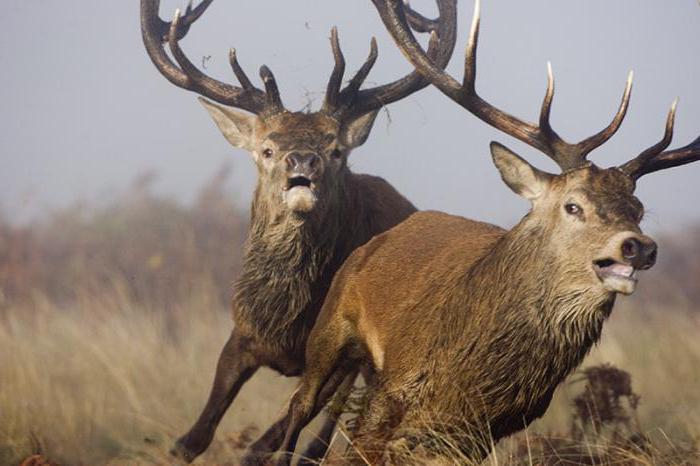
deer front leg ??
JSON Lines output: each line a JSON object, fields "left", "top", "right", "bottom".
{"left": 242, "top": 369, "right": 356, "bottom": 466}
{"left": 297, "top": 371, "right": 357, "bottom": 466}
{"left": 274, "top": 364, "right": 354, "bottom": 466}
{"left": 172, "top": 330, "right": 260, "bottom": 462}
{"left": 342, "top": 389, "right": 406, "bottom": 465}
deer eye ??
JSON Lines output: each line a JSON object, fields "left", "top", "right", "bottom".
{"left": 262, "top": 148, "right": 274, "bottom": 158}
{"left": 564, "top": 203, "right": 583, "bottom": 216}
{"left": 331, "top": 148, "right": 342, "bottom": 159}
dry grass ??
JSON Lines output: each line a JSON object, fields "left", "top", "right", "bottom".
{"left": 332, "top": 306, "right": 700, "bottom": 465}
{"left": 1, "top": 171, "right": 698, "bottom": 465}
{"left": 492, "top": 303, "right": 700, "bottom": 465}
{"left": 0, "top": 285, "right": 302, "bottom": 465}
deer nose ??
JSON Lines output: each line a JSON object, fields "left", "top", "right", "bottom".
{"left": 621, "top": 236, "right": 658, "bottom": 270}
{"left": 286, "top": 152, "right": 320, "bottom": 175}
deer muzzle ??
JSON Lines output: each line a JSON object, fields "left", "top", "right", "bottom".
{"left": 282, "top": 152, "right": 322, "bottom": 213}
{"left": 593, "top": 232, "right": 658, "bottom": 295}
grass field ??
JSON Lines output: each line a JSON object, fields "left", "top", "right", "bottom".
{"left": 1, "top": 173, "right": 698, "bottom": 465}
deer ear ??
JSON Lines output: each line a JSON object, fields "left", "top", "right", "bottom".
{"left": 490, "top": 142, "right": 551, "bottom": 201}
{"left": 339, "top": 110, "right": 380, "bottom": 150}
{"left": 199, "top": 98, "right": 256, "bottom": 151}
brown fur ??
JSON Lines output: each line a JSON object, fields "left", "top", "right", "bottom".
{"left": 142, "top": 0, "right": 458, "bottom": 459}
{"left": 235, "top": 170, "right": 416, "bottom": 356}
{"left": 276, "top": 155, "right": 660, "bottom": 465}
{"left": 173, "top": 107, "right": 417, "bottom": 464}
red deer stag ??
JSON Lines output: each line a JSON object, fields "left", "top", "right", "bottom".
{"left": 140, "top": 0, "right": 457, "bottom": 463}
{"left": 274, "top": 0, "right": 700, "bottom": 463}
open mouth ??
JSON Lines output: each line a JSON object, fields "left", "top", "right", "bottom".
{"left": 284, "top": 176, "right": 313, "bottom": 191}
{"left": 282, "top": 175, "right": 318, "bottom": 213}
{"left": 593, "top": 259, "right": 637, "bottom": 281}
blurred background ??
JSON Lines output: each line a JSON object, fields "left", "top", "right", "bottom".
{"left": 1, "top": 1, "right": 699, "bottom": 465}
{"left": 2, "top": 0, "right": 699, "bottom": 229}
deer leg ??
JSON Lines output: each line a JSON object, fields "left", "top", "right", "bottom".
{"left": 297, "top": 369, "right": 358, "bottom": 465}
{"left": 172, "top": 330, "right": 260, "bottom": 462}
{"left": 240, "top": 414, "right": 289, "bottom": 466}
{"left": 342, "top": 389, "right": 405, "bottom": 465}
{"left": 296, "top": 416, "right": 337, "bottom": 466}
{"left": 273, "top": 365, "right": 353, "bottom": 466}
{"left": 240, "top": 368, "right": 356, "bottom": 466}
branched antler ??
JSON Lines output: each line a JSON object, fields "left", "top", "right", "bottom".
{"left": 619, "top": 100, "right": 700, "bottom": 180}
{"left": 141, "top": 0, "right": 275, "bottom": 114}
{"left": 373, "top": 0, "right": 633, "bottom": 171}
{"left": 142, "top": 0, "right": 458, "bottom": 120}
{"left": 323, "top": 0, "right": 458, "bottom": 120}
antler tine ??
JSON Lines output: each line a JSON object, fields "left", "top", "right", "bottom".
{"left": 229, "top": 49, "right": 255, "bottom": 91}
{"left": 574, "top": 71, "right": 634, "bottom": 157}
{"left": 619, "top": 99, "right": 685, "bottom": 180}
{"left": 640, "top": 135, "right": 700, "bottom": 177}
{"left": 323, "top": 28, "right": 381, "bottom": 116}
{"left": 462, "top": 0, "right": 480, "bottom": 92}
{"left": 463, "top": 0, "right": 631, "bottom": 170}
{"left": 460, "top": 0, "right": 566, "bottom": 164}
{"left": 166, "top": 10, "right": 265, "bottom": 113}
{"left": 322, "top": 38, "right": 381, "bottom": 117}
{"left": 142, "top": 0, "right": 194, "bottom": 89}
{"left": 259, "top": 66, "right": 285, "bottom": 114}
{"left": 340, "top": 0, "right": 457, "bottom": 120}
{"left": 341, "top": 38, "right": 380, "bottom": 100}
{"left": 151, "top": 0, "right": 215, "bottom": 42}
{"left": 374, "top": 0, "right": 543, "bottom": 152}
{"left": 322, "top": 27, "right": 347, "bottom": 113}
{"left": 141, "top": 0, "right": 272, "bottom": 115}
{"left": 348, "top": 38, "right": 380, "bottom": 92}
{"left": 535, "top": 64, "right": 632, "bottom": 170}
{"left": 404, "top": 1, "right": 439, "bottom": 33}
{"left": 536, "top": 62, "right": 569, "bottom": 164}
{"left": 166, "top": 10, "right": 213, "bottom": 86}
{"left": 375, "top": 0, "right": 632, "bottom": 172}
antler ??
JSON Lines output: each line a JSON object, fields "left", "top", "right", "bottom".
{"left": 323, "top": 0, "right": 458, "bottom": 121}
{"left": 373, "top": 0, "right": 632, "bottom": 171}
{"left": 142, "top": 0, "right": 456, "bottom": 120}
{"left": 619, "top": 100, "right": 700, "bottom": 180}
{"left": 150, "top": 0, "right": 215, "bottom": 42}
{"left": 141, "top": 0, "right": 281, "bottom": 115}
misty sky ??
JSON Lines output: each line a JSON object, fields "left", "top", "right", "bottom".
{"left": 1, "top": 0, "right": 699, "bottom": 233}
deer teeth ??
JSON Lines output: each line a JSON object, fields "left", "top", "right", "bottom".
{"left": 609, "top": 264, "right": 634, "bottom": 277}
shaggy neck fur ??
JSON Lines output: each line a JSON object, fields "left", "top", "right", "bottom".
{"left": 233, "top": 171, "right": 350, "bottom": 351}
{"left": 420, "top": 214, "right": 615, "bottom": 450}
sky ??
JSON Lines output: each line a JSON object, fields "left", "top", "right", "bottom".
{"left": 1, "top": 0, "right": 699, "bottom": 233}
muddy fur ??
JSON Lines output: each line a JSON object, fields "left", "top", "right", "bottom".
{"left": 276, "top": 159, "right": 660, "bottom": 465}
{"left": 234, "top": 169, "right": 416, "bottom": 356}
{"left": 233, "top": 178, "right": 345, "bottom": 353}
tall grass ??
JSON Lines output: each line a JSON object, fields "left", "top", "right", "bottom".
{"left": 1, "top": 170, "right": 698, "bottom": 465}
{"left": 330, "top": 303, "right": 700, "bottom": 466}
{"left": 494, "top": 302, "right": 700, "bottom": 465}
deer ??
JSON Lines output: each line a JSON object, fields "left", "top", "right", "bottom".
{"left": 140, "top": 0, "right": 457, "bottom": 463}
{"left": 273, "top": 0, "right": 700, "bottom": 464}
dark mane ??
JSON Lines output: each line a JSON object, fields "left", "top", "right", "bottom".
{"left": 233, "top": 199, "right": 343, "bottom": 352}
{"left": 233, "top": 171, "right": 416, "bottom": 354}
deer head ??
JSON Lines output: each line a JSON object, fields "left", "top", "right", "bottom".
{"left": 490, "top": 143, "right": 654, "bottom": 296}
{"left": 375, "top": 0, "right": 700, "bottom": 296}
{"left": 141, "top": 0, "right": 456, "bottom": 221}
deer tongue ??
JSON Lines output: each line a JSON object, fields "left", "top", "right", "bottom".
{"left": 601, "top": 263, "right": 634, "bottom": 278}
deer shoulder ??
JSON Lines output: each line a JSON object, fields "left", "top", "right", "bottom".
{"left": 315, "top": 211, "right": 504, "bottom": 371}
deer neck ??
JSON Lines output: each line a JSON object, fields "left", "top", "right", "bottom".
{"left": 233, "top": 171, "right": 351, "bottom": 349}
{"left": 466, "top": 216, "right": 612, "bottom": 340}
{"left": 441, "top": 217, "right": 615, "bottom": 408}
